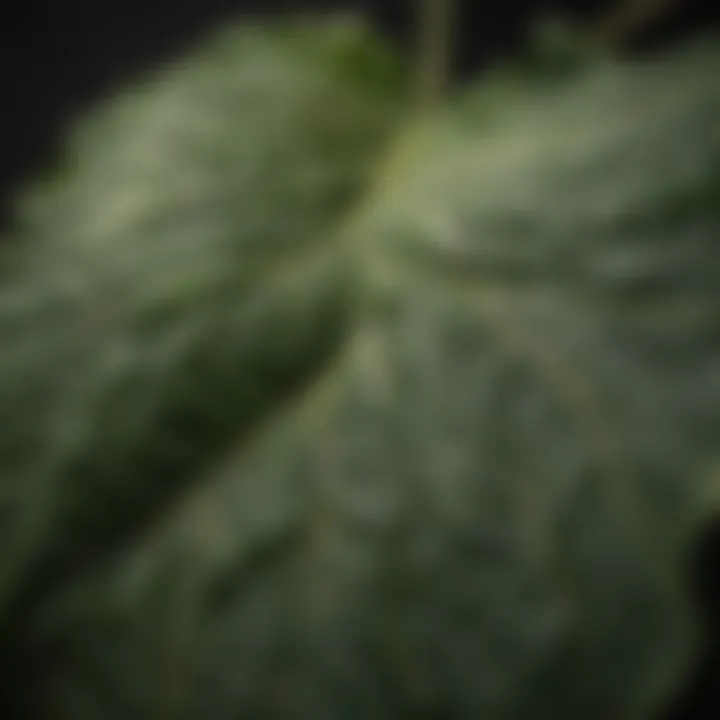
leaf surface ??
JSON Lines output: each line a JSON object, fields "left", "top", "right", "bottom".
{"left": 0, "top": 15, "right": 407, "bottom": 631}
{"left": 2, "top": 21, "right": 720, "bottom": 720}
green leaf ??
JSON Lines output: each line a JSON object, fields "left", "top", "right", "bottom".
{"left": 2, "top": 17, "right": 720, "bottom": 720}
{"left": 0, "top": 15, "right": 407, "bottom": 631}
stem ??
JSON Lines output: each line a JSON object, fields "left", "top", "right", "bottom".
{"left": 591, "top": 0, "right": 677, "bottom": 46}
{"left": 415, "top": 0, "right": 456, "bottom": 113}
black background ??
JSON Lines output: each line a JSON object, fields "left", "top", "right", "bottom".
{"left": 0, "top": 2, "right": 718, "bottom": 717}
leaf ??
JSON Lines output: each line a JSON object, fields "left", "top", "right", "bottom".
{"left": 184, "top": 38, "right": 718, "bottom": 719}
{"left": 2, "top": 19, "right": 720, "bottom": 720}
{"left": 0, "top": 15, "right": 408, "bottom": 630}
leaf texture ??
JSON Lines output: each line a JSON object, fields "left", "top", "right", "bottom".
{"left": 0, "top": 15, "right": 407, "bottom": 636}
{"left": 1, "top": 20, "right": 719, "bottom": 720}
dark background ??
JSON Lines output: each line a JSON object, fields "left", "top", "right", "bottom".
{"left": 0, "top": 1, "right": 718, "bottom": 717}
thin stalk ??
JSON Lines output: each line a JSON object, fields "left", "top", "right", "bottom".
{"left": 591, "top": 0, "right": 677, "bottom": 46}
{"left": 415, "top": 0, "right": 456, "bottom": 114}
